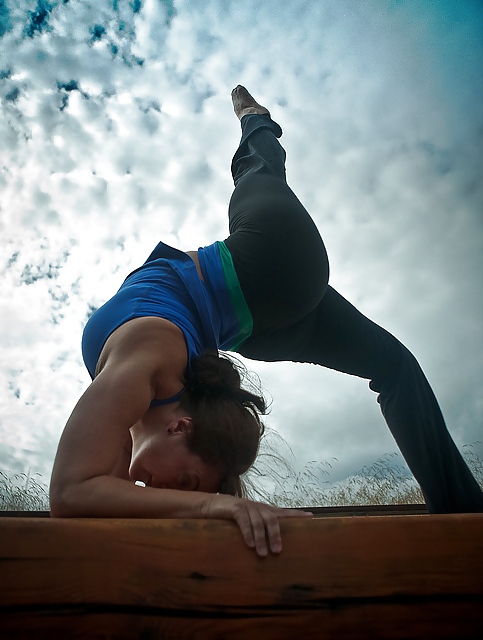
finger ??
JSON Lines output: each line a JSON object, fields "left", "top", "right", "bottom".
{"left": 249, "top": 507, "right": 269, "bottom": 557}
{"left": 262, "top": 511, "right": 282, "bottom": 554}
{"left": 232, "top": 505, "right": 256, "bottom": 550}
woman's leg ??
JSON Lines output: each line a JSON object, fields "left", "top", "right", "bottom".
{"left": 237, "top": 287, "right": 483, "bottom": 514}
{"left": 224, "top": 91, "right": 483, "bottom": 513}
{"left": 224, "top": 112, "right": 329, "bottom": 334}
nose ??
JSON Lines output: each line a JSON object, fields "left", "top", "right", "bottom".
{"left": 128, "top": 461, "right": 150, "bottom": 486}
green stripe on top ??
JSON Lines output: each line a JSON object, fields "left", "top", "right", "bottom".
{"left": 217, "top": 241, "right": 253, "bottom": 350}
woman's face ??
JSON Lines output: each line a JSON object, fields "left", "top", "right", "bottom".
{"left": 129, "top": 411, "right": 223, "bottom": 493}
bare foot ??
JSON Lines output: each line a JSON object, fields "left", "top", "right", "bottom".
{"left": 231, "top": 85, "right": 270, "bottom": 120}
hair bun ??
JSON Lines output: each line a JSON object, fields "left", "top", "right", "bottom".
{"left": 184, "top": 352, "right": 266, "bottom": 412}
{"left": 186, "top": 352, "right": 240, "bottom": 395}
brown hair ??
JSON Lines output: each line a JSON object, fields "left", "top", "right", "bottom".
{"left": 180, "top": 351, "right": 266, "bottom": 497}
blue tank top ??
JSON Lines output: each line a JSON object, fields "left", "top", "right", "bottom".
{"left": 81, "top": 241, "right": 253, "bottom": 405}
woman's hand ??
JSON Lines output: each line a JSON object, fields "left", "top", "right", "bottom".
{"left": 201, "top": 493, "right": 312, "bottom": 557}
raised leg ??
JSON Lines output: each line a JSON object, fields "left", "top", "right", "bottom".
{"left": 225, "top": 106, "right": 329, "bottom": 334}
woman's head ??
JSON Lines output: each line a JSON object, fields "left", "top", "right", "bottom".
{"left": 180, "top": 352, "right": 267, "bottom": 497}
{"left": 129, "top": 411, "right": 224, "bottom": 493}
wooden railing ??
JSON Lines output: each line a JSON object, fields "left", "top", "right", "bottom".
{"left": 1, "top": 509, "right": 482, "bottom": 639}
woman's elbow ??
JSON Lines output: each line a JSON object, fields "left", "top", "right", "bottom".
{"left": 49, "top": 487, "right": 68, "bottom": 518}
{"left": 49, "top": 482, "right": 80, "bottom": 518}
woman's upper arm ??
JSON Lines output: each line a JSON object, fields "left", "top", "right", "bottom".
{"left": 51, "top": 352, "right": 158, "bottom": 493}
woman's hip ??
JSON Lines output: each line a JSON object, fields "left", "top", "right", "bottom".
{"left": 224, "top": 174, "right": 329, "bottom": 334}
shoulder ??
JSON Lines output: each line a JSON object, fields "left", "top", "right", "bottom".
{"left": 96, "top": 317, "right": 188, "bottom": 387}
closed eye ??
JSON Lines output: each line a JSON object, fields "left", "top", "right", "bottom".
{"left": 178, "top": 473, "right": 199, "bottom": 491}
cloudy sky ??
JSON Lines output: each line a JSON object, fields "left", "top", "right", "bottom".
{"left": 1, "top": 0, "right": 482, "bottom": 494}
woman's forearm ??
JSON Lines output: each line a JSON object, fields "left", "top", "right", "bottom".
{"left": 50, "top": 475, "right": 211, "bottom": 519}
{"left": 50, "top": 473, "right": 311, "bottom": 557}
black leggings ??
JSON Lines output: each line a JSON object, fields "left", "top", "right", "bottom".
{"left": 224, "top": 114, "right": 483, "bottom": 514}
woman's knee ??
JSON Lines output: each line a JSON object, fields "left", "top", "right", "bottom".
{"left": 368, "top": 336, "right": 424, "bottom": 402}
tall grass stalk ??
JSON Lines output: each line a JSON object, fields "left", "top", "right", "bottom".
{"left": 0, "top": 471, "right": 50, "bottom": 511}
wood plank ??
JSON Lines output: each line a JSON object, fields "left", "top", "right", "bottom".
{"left": 1, "top": 514, "right": 482, "bottom": 639}
{"left": 0, "top": 503, "right": 429, "bottom": 518}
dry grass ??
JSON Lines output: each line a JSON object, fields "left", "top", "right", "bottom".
{"left": 0, "top": 471, "right": 50, "bottom": 511}
{"left": 244, "top": 433, "right": 483, "bottom": 508}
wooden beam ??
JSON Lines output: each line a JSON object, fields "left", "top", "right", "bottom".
{"left": 1, "top": 514, "right": 482, "bottom": 639}
{"left": 0, "top": 503, "right": 429, "bottom": 518}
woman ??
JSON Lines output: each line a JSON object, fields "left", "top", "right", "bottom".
{"left": 50, "top": 86, "right": 483, "bottom": 556}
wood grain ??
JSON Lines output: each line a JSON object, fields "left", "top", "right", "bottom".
{"left": 1, "top": 514, "right": 482, "bottom": 639}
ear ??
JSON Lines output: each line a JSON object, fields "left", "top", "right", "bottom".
{"left": 166, "top": 416, "right": 193, "bottom": 436}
